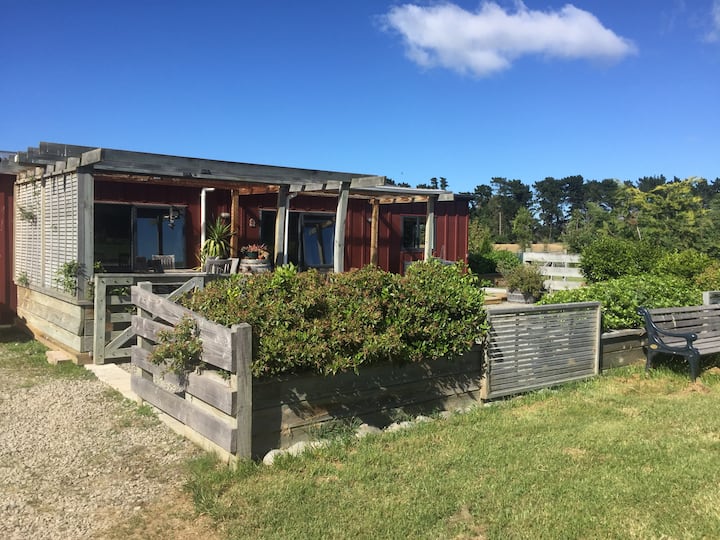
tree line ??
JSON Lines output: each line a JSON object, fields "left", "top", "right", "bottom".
{"left": 461, "top": 175, "right": 720, "bottom": 256}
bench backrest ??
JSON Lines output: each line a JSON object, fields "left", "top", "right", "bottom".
{"left": 647, "top": 304, "right": 720, "bottom": 336}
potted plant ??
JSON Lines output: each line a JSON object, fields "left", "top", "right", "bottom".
{"left": 498, "top": 261, "right": 545, "bottom": 303}
{"left": 241, "top": 243, "right": 269, "bottom": 260}
{"left": 201, "top": 217, "right": 233, "bottom": 263}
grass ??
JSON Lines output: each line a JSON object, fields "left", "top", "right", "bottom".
{"left": 185, "top": 366, "right": 720, "bottom": 539}
{"left": 0, "top": 327, "right": 95, "bottom": 384}
{"left": 3, "top": 326, "right": 719, "bottom": 538}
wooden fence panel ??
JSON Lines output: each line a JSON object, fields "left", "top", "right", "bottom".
{"left": 522, "top": 252, "right": 583, "bottom": 292}
{"left": 129, "top": 284, "right": 253, "bottom": 460}
{"left": 483, "top": 302, "right": 601, "bottom": 400}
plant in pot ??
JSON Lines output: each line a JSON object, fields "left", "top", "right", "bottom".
{"left": 498, "top": 261, "right": 545, "bottom": 303}
{"left": 201, "top": 217, "right": 233, "bottom": 264}
{"left": 241, "top": 243, "right": 269, "bottom": 260}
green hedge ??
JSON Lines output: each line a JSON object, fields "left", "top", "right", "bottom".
{"left": 182, "top": 260, "right": 488, "bottom": 377}
{"left": 539, "top": 274, "right": 703, "bottom": 331}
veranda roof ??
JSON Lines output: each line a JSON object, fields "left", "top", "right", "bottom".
{"left": 0, "top": 142, "right": 458, "bottom": 201}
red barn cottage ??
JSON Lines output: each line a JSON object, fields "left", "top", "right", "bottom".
{"left": 0, "top": 143, "right": 470, "bottom": 360}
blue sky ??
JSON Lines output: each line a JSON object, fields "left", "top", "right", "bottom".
{"left": 1, "top": 1, "right": 718, "bottom": 193}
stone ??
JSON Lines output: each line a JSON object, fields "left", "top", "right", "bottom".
{"left": 355, "top": 424, "right": 382, "bottom": 438}
{"left": 262, "top": 449, "right": 283, "bottom": 466}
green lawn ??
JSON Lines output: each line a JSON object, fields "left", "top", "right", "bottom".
{"left": 187, "top": 366, "right": 720, "bottom": 539}
{"left": 3, "top": 327, "right": 718, "bottom": 539}
{"left": 0, "top": 328, "right": 95, "bottom": 384}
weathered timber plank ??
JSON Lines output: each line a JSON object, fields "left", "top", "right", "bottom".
{"left": 488, "top": 343, "right": 596, "bottom": 359}
{"left": 17, "top": 288, "right": 87, "bottom": 334}
{"left": 490, "top": 363, "right": 595, "bottom": 382}
{"left": 108, "top": 312, "right": 133, "bottom": 324}
{"left": 131, "top": 315, "right": 233, "bottom": 371}
{"left": 93, "top": 275, "right": 108, "bottom": 364}
{"left": 488, "top": 339, "right": 598, "bottom": 355}
{"left": 131, "top": 286, "right": 233, "bottom": 370}
{"left": 132, "top": 316, "right": 173, "bottom": 342}
{"left": 186, "top": 372, "right": 236, "bottom": 415}
{"left": 488, "top": 353, "right": 597, "bottom": 372}
{"left": 252, "top": 377, "right": 483, "bottom": 434}
{"left": 232, "top": 323, "right": 253, "bottom": 459}
{"left": 487, "top": 301, "right": 600, "bottom": 317}
{"left": 104, "top": 347, "right": 133, "bottom": 360}
{"left": 131, "top": 374, "right": 236, "bottom": 452}
{"left": 252, "top": 348, "right": 482, "bottom": 410}
{"left": 486, "top": 372, "right": 595, "bottom": 398}
{"left": 105, "top": 324, "right": 137, "bottom": 355}
{"left": 132, "top": 334, "right": 237, "bottom": 415}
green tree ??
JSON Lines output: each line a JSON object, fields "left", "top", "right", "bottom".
{"left": 512, "top": 207, "right": 536, "bottom": 252}
{"left": 533, "top": 177, "right": 566, "bottom": 241}
{"left": 636, "top": 175, "right": 667, "bottom": 192}
{"left": 615, "top": 178, "right": 709, "bottom": 250}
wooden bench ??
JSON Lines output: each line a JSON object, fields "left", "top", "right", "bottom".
{"left": 637, "top": 305, "right": 720, "bottom": 381}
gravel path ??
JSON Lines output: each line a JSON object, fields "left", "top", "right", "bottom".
{"left": 0, "top": 369, "right": 205, "bottom": 539}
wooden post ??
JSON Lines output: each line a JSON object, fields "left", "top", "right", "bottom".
{"left": 274, "top": 185, "right": 289, "bottom": 268}
{"left": 137, "top": 281, "right": 153, "bottom": 381}
{"left": 92, "top": 274, "right": 107, "bottom": 364}
{"left": 77, "top": 172, "right": 94, "bottom": 300}
{"left": 334, "top": 182, "right": 351, "bottom": 273}
{"left": 424, "top": 195, "right": 436, "bottom": 261}
{"left": 232, "top": 323, "right": 253, "bottom": 459}
{"left": 230, "top": 190, "right": 240, "bottom": 258}
{"left": 370, "top": 199, "right": 379, "bottom": 266}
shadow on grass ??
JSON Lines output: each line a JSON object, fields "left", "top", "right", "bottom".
{"left": 650, "top": 351, "right": 720, "bottom": 378}
{"left": 0, "top": 326, "right": 34, "bottom": 344}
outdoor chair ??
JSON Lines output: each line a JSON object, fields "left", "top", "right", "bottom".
{"left": 204, "top": 257, "right": 239, "bottom": 274}
{"left": 152, "top": 254, "right": 175, "bottom": 270}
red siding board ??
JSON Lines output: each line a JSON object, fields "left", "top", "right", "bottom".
{"left": 0, "top": 174, "right": 15, "bottom": 323}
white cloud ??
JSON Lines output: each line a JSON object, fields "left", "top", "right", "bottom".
{"left": 382, "top": 2, "right": 637, "bottom": 76}
{"left": 705, "top": 0, "right": 720, "bottom": 42}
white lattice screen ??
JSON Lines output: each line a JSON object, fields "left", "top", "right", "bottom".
{"left": 15, "top": 174, "right": 80, "bottom": 294}
{"left": 14, "top": 181, "right": 42, "bottom": 287}
{"left": 43, "top": 175, "right": 79, "bottom": 289}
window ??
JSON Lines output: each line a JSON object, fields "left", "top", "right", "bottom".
{"left": 260, "top": 210, "right": 335, "bottom": 268}
{"left": 94, "top": 203, "right": 186, "bottom": 271}
{"left": 301, "top": 215, "right": 334, "bottom": 267}
{"left": 402, "top": 216, "right": 426, "bottom": 250}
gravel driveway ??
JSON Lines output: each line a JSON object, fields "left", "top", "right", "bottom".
{"left": 0, "top": 365, "right": 213, "bottom": 539}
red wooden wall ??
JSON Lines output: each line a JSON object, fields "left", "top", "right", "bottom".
{"left": 0, "top": 174, "right": 16, "bottom": 323}
{"left": 93, "top": 178, "right": 469, "bottom": 274}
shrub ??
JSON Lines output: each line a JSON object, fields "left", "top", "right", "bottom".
{"left": 498, "top": 262, "right": 545, "bottom": 298}
{"left": 468, "top": 248, "right": 520, "bottom": 275}
{"left": 694, "top": 263, "right": 720, "bottom": 291}
{"left": 182, "top": 261, "right": 487, "bottom": 377}
{"left": 391, "top": 260, "right": 487, "bottom": 362}
{"left": 653, "top": 249, "right": 713, "bottom": 280}
{"left": 539, "top": 274, "right": 702, "bottom": 331}
{"left": 580, "top": 237, "right": 662, "bottom": 282}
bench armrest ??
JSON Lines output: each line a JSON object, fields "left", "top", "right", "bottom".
{"left": 637, "top": 307, "right": 698, "bottom": 351}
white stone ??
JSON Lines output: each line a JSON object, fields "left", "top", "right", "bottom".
{"left": 355, "top": 424, "right": 382, "bottom": 438}
{"left": 262, "top": 449, "right": 283, "bottom": 466}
